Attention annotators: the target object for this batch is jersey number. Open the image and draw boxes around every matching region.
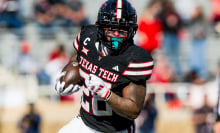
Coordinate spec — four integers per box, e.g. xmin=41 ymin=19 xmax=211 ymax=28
xmin=80 ymin=69 xmax=113 ymax=116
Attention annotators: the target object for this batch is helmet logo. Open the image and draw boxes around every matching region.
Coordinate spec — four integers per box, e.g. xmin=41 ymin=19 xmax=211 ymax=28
xmin=116 ymin=0 xmax=122 ymax=19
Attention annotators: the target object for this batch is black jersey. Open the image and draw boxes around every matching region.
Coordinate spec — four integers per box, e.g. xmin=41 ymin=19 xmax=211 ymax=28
xmin=73 ymin=25 xmax=154 ymax=132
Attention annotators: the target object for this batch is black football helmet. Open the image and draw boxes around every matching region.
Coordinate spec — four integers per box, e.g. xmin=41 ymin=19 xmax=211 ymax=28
xmin=96 ymin=0 xmax=138 ymax=56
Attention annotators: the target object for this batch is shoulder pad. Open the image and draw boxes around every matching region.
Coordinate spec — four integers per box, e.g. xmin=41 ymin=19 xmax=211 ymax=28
xmin=122 ymin=46 xmax=154 ymax=86
xmin=73 ymin=25 xmax=98 ymax=52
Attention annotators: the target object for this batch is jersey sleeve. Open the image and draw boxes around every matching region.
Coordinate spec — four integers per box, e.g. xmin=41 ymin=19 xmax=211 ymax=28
xmin=73 ymin=26 xmax=88 ymax=62
xmin=72 ymin=25 xmax=98 ymax=63
xmin=73 ymin=25 xmax=90 ymax=53
xmin=122 ymin=47 xmax=154 ymax=86
xmin=73 ymin=32 xmax=81 ymax=63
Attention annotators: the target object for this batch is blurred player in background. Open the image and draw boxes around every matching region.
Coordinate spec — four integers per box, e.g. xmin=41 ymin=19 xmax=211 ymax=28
xmin=18 ymin=103 xmax=41 ymax=133
xmin=136 ymin=0 xmax=162 ymax=54
xmin=55 ymin=0 xmax=154 ymax=132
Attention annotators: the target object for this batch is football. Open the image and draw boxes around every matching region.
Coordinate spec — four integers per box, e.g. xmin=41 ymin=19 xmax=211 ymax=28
xmin=61 ymin=62 xmax=82 ymax=88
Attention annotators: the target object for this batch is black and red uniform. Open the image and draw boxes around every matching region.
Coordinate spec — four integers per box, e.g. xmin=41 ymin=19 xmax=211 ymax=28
xmin=73 ymin=25 xmax=154 ymax=132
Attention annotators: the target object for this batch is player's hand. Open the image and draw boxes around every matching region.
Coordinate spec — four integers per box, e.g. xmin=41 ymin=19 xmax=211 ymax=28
xmin=86 ymin=74 xmax=112 ymax=101
xmin=55 ymin=72 xmax=80 ymax=96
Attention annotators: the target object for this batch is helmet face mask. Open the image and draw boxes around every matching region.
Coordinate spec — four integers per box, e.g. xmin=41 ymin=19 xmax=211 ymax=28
xmin=104 ymin=28 xmax=128 ymax=50
xmin=96 ymin=0 xmax=138 ymax=55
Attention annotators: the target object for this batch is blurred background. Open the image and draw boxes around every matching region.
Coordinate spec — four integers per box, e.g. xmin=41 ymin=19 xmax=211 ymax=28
xmin=0 ymin=0 xmax=219 ymax=133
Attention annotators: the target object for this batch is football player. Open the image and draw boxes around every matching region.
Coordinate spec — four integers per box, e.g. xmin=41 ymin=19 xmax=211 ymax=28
xmin=55 ymin=0 xmax=154 ymax=132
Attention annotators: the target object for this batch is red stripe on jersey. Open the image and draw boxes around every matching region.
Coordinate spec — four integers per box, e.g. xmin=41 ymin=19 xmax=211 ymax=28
xmin=74 ymin=38 xmax=79 ymax=51
xmin=101 ymin=51 xmax=106 ymax=56
xmin=77 ymin=33 xmax=80 ymax=42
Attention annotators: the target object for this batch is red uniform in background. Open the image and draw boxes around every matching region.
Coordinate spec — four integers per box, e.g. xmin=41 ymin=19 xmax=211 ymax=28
xmin=137 ymin=18 xmax=162 ymax=53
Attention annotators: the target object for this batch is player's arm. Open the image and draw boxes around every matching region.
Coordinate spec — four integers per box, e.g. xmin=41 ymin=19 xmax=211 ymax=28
xmin=106 ymin=53 xmax=153 ymax=119
xmin=86 ymin=49 xmax=153 ymax=120
xmin=107 ymin=82 xmax=146 ymax=120
xmin=87 ymin=74 xmax=146 ymax=120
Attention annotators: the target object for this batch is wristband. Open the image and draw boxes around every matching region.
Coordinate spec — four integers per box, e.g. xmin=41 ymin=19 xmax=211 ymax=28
xmin=104 ymin=90 xmax=112 ymax=102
